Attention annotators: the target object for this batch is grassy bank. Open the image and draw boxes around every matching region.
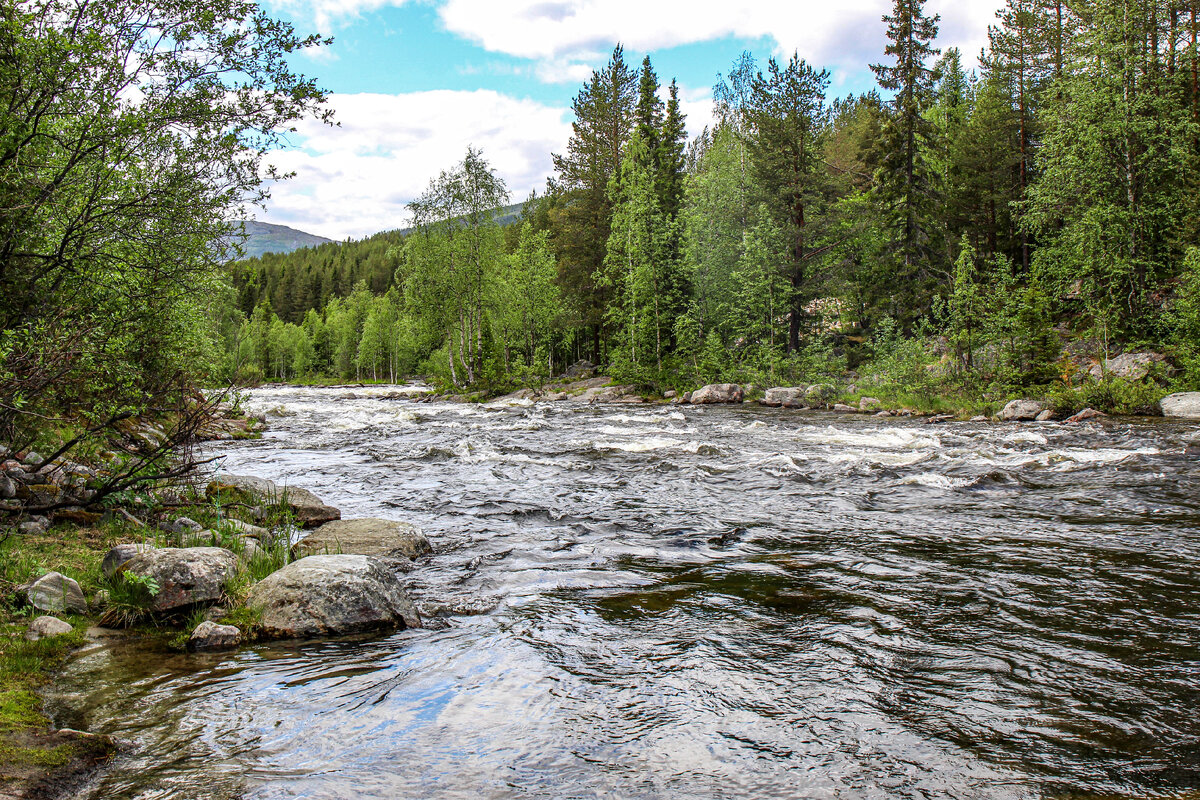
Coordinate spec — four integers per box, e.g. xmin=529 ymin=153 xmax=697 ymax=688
xmin=0 ymin=526 xmax=119 ymax=798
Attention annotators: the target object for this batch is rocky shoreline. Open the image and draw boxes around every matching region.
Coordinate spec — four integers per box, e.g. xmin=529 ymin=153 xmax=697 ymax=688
xmin=425 ymin=374 xmax=1200 ymax=424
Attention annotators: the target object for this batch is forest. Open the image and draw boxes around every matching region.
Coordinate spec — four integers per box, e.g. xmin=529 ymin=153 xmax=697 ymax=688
xmin=220 ymin=0 xmax=1200 ymax=407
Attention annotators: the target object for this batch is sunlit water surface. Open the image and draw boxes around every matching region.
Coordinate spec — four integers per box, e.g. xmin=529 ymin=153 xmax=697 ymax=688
xmin=48 ymin=386 xmax=1200 ymax=799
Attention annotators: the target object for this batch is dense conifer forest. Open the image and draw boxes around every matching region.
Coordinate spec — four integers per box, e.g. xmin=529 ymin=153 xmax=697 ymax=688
xmin=221 ymin=0 xmax=1200 ymax=408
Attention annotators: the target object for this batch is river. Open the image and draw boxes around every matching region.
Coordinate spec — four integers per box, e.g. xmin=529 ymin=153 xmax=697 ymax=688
xmin=48 ymin=385 xmax=1200 ymax=799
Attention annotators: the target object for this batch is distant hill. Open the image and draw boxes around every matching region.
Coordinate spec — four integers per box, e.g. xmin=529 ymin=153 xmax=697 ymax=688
xmin=235 ymin=221 xmax=334 ymax=259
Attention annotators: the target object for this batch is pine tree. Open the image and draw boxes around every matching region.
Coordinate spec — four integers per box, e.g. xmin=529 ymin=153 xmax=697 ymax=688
xmin=746 ymin=53 xmax=832 ymax=351
xmin=549 ymin=45 xmax=637 ymax=360
xmin=870 ymin=0 xmax=941 ymax=310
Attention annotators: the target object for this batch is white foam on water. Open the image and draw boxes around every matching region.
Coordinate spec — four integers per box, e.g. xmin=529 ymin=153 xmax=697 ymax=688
xmin=591 ymin=437 xmax=701 ymax=453
xmin=797 ymin=426 xmax=942 ymax=451
xmin=900 ymin=473 xmax=976 ymax=489
xmin=1002 ymin=431 xmax=1049 ymax=445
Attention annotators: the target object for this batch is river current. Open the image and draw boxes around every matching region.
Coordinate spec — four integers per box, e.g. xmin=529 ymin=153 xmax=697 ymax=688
xmin=49 ymin=385 xmax=1200 ymax=799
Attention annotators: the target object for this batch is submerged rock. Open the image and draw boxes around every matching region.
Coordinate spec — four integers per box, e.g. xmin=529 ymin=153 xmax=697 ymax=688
xmin=296 ymin=518 xmax=432 ymax=560
xmin=206 ymin=474 xmax=340 ymax=528
xmin=246 ymin=554 xmax=421 ymax=640
xmin=1160 ymin=392 xmax=1200 ymax=419
xmin=999 ymin=399 xmax=1046 ymax=421
xmin=117 ymin=547 xmax=238 ymax=612
xmin=188 ymin=621 xmax=241 ymax=651
xmin=1066 ymin=407 xmax=1107 ymax=424
xmin=25 ymin=615 xmax=73 ymax=641
xmin=27 ymin=572 xmax=87 ymax=614
xmin=690 ymin=384 xmax=744 ymax=404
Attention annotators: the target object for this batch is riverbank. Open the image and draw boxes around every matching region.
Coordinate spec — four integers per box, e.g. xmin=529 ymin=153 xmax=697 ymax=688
xmin=0 ymin=526 xmax=118 ymax=798
xmin=413 ymin=371 xmax=1195 ymax=424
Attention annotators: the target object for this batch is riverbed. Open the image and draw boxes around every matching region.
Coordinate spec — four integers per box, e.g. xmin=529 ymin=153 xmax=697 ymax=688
xmin=49 ymin=385 xmax=1200 ymax=799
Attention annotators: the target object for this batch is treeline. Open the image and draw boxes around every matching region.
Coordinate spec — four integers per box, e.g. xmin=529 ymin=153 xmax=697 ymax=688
xmin=224 ymin=0 xmax=1200 ymax=394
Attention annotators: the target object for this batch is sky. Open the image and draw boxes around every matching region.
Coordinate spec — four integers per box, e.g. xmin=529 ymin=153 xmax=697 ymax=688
xmin=257 ymin=0 xmax=1005 ymax=241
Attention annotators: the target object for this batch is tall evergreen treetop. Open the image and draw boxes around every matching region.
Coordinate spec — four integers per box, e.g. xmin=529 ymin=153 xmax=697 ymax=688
xmin=870 ymin=0 xmax=942 ymax=307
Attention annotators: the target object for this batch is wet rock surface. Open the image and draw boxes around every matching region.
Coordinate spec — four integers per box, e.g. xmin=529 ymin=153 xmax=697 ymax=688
xmin=245 ymin=554 xmax=421 ymax=639
xmin=296 ymin=518 xmax=432 ymax=559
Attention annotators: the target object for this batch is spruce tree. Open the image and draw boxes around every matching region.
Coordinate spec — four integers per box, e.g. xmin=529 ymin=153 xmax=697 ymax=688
xmin=870 ymin=0 xmax=941 ymax=314
xmin=746 ymin=54 xmax=831 ymax=351
xmin=549 ymin=45 xmax=637 ymax=361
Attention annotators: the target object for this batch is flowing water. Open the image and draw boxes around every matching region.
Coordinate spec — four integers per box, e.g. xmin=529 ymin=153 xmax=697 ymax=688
xmin=48 ymin=386 xmax=1200 ymax=799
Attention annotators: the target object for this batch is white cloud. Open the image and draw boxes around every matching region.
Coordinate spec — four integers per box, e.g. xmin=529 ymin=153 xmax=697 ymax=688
xmin=269 ymin=0 xmax=1002 ymax=79
xmin=260 ymin=90 xmax=572 ymax=239
xmin=437 ymin=0 xmax=1000 ymax=75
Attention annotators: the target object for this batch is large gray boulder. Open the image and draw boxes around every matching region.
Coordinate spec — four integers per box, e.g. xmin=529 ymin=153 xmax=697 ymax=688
xmin=296 ymin=518 xmax=431 ymax=560
xmin=999 ymin=399 xmax=1047 ymax=421
xmin=1160 ymin=392 xmax=1200 ymax=419
xmin=101 ymin=542 xmax=156 ymax=579
xmin=206 ymin=474 xmax=340 ymax=528
xmin=117 ymin=547 xmax=238 ymax=612
xmin=245 ymin=555 xmax=421 ymax=640
xmin=27 ymin=572 xmax=87 ymax=614
xmin=1089 ymin=351 xmax=1164 ymax=381
xmin=689 ymin=384 xmax=744 ymax=404
xmin=761 ymin=387 xmax=807 ymax=408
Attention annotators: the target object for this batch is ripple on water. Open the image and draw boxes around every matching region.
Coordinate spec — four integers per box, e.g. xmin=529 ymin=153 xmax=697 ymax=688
xmin=52 ymin=387 xmax=1200 ymax=799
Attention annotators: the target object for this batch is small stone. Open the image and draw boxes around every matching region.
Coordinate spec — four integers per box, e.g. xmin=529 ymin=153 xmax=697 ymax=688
xmin=970 ymin=415 xmax=988 ymax=422
xmin=188 ymin=621 xmax=241 ymax=651
xmin=172 ymin=517 xmax=203 ymax=533
xmin=663 ymin=390 xmax=677 ymax=399
xmin=1035 ymin=409 xmax=1057 ymax=421
xmin=25 ymin=616 xmax=73 ymax=641
xmin=23 ymin=451 xmax=44 ymax=468
xmin=0 ymin=475 xmax=14 ymax=499
xmin=832 ymin=403 xmax=857 ymax=413
xmin=224 ymin=519 xmax=269 ymax=539
xmin=27 ymin=572 xmax=87 ymax=614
